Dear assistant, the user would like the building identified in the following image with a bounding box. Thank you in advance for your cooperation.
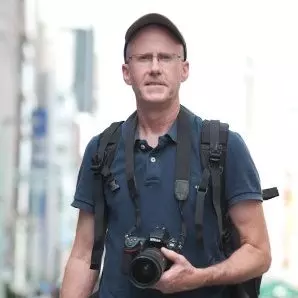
[0,0,24,296]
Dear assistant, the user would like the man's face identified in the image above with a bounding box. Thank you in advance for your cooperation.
[122,25,189,106]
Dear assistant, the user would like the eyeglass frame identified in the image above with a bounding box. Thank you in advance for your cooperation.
[127,52,183,66]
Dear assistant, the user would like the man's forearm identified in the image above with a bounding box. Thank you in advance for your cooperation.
[198,244,271,287]
[60,256,99,298]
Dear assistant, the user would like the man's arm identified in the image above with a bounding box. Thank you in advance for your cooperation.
[199,199,272,286]
[199,130,272,285]
[154,199,272,294]
[60,210,99,298]
[154,131,272,294]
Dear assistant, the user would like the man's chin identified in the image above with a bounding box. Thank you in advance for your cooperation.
[142,95,168,104]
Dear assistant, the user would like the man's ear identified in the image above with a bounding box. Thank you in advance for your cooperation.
[181,61,189,82]
[122,64,132,85]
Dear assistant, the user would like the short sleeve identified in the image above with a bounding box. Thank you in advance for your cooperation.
[225,131,262,207]
[71,136,99,213]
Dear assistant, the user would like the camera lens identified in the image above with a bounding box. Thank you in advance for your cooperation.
[129,247,167,288]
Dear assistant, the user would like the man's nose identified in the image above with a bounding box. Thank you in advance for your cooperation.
[150,56,162,74]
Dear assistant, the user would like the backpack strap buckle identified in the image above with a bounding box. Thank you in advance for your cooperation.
[91,154,103,175]
[210,145,222,162]
[209,144,223,173]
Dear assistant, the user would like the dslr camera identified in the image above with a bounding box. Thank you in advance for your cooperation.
[121,226,184,288]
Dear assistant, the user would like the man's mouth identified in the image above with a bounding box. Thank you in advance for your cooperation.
[145,82,165,86]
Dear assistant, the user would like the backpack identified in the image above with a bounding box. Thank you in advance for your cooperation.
[89,109,279,298]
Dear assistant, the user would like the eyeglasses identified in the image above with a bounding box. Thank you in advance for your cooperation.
[128,53,182,66]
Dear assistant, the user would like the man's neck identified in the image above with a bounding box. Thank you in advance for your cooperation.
[136,101,180,147]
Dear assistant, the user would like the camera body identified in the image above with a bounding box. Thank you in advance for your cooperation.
[122,226,183,288]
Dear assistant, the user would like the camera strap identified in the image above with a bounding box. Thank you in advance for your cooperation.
[125,111,141,230]
[124,105,192,242]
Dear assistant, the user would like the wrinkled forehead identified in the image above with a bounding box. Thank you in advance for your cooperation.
[127,25,183,55]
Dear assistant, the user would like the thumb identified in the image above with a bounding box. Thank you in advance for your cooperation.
[161,247,182,263]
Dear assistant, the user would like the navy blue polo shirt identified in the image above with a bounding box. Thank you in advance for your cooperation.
[72,112,262,298]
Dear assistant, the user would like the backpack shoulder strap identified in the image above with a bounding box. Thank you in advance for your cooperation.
[196,119,229,246]
[92,121,124,172]
[198,120,280,298]
[90,121,123,270]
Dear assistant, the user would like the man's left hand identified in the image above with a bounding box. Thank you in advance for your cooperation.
[153,247,203,294]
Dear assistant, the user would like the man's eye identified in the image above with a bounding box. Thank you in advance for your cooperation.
[159,54,172,61]
[138,55,151,61]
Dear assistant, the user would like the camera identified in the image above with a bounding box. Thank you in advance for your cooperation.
[121,226,183,288]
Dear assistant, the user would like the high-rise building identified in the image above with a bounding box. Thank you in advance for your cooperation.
[0,0,24,296]
[73,28,95,113]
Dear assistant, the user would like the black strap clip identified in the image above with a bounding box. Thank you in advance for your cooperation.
[101,164,120,193]
[90,154,103,175]
[209,144,223,174]
[107,178,120,192]
[91,152,120,192]
[209,144,222,164]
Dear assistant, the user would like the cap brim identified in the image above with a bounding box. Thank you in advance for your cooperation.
[124,13,187,61]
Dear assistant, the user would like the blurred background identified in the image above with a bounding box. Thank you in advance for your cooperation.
[0,0,297,297]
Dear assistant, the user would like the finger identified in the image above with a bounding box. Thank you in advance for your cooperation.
[153,274,169,292]
[152,278,166,292]
[161,247,182,263]
[154,278,163,288]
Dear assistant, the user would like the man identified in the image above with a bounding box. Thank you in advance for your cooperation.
[60,13,271,298]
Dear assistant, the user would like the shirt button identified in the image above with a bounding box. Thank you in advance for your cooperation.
[150,157,156,163]
[140,144,146,150]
